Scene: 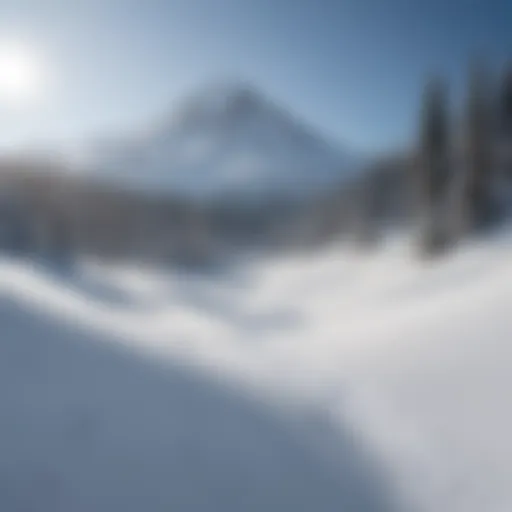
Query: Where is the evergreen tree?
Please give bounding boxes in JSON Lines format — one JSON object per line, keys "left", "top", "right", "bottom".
{"left": 498, "top": 62, "right": 512, "bottom": 139}
{"left": 349, "top": 168, "right": 379, "bottom": 249}
{"left": 462, "top": 60, "right": 494, "bottom": 232}
{"left": 416, "top": 77, "right": 451, "bottom": 255}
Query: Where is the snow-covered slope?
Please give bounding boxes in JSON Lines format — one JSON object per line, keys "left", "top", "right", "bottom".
{"left": 84, "top": 83, "right": 359, "bottom": 199}
{"left": 1, "top": 231, "right": 512, "bottom": 511}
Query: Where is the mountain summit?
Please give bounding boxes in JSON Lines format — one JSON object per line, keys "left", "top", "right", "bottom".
{"left": 86, "top": 82, "right": 360, "bottom": 199}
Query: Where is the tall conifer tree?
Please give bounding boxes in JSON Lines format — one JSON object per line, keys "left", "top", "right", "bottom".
{"left": 416, "top": 77, "right": 451, "bottom": 255}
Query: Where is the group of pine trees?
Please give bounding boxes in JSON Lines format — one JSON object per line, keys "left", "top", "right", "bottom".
{"left": 416, "top": 61, "right": 512, "bottom": 256}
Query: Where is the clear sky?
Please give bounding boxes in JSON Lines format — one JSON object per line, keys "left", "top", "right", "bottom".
{"left": 1, "top": 0, "right": 512, "bottom": 153}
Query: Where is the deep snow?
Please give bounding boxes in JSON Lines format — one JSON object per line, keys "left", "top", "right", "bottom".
{"left": 1, "top": 232, "right": 511, "bottom": 511}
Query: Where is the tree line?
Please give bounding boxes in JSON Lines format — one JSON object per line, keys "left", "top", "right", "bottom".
{"left": 416, "top": 60, "right": 512, "bottom": 256}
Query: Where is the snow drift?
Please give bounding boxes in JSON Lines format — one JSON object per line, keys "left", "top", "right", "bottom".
{"left": 0, "top": 230, "right": 511, "bottom": 511}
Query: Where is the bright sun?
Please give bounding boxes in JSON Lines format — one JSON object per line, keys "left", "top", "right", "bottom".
{"left": 0, "top": 42, "right": 44, "bottom": 104}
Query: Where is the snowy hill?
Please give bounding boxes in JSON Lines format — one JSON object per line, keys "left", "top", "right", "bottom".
{"left": 84, "top": 83, "right": 360, "bottom": 199}
{"left": 1, "top": 231, "right": 512, "bottom": 510}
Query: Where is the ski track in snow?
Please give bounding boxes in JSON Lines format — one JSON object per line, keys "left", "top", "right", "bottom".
{"left": 1, "top": 234, "right": 511, "bottom": 511}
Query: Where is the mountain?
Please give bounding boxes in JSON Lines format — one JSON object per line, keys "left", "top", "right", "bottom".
{"left": 83, "top": 82, "right": 361, "bottom": 200}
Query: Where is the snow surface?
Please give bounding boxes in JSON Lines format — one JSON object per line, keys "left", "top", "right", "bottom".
{"left": 82, "top": 83, "right": 359, "bottom": 199}
{"left": 1, "top": 232, "right": 512, "bottom": 511}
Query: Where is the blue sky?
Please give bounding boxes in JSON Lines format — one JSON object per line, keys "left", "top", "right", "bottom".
{"left": 1, "top": 0, "right": 511, "bottom": 152}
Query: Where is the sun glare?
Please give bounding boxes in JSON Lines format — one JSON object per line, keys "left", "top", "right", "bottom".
{"left": 0, "top": 42, "right": 44, "bottom": 105}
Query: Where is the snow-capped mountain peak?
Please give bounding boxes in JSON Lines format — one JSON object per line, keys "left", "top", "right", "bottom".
{"left": 86, "top": 81, "right": 360, "bottom": 200}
